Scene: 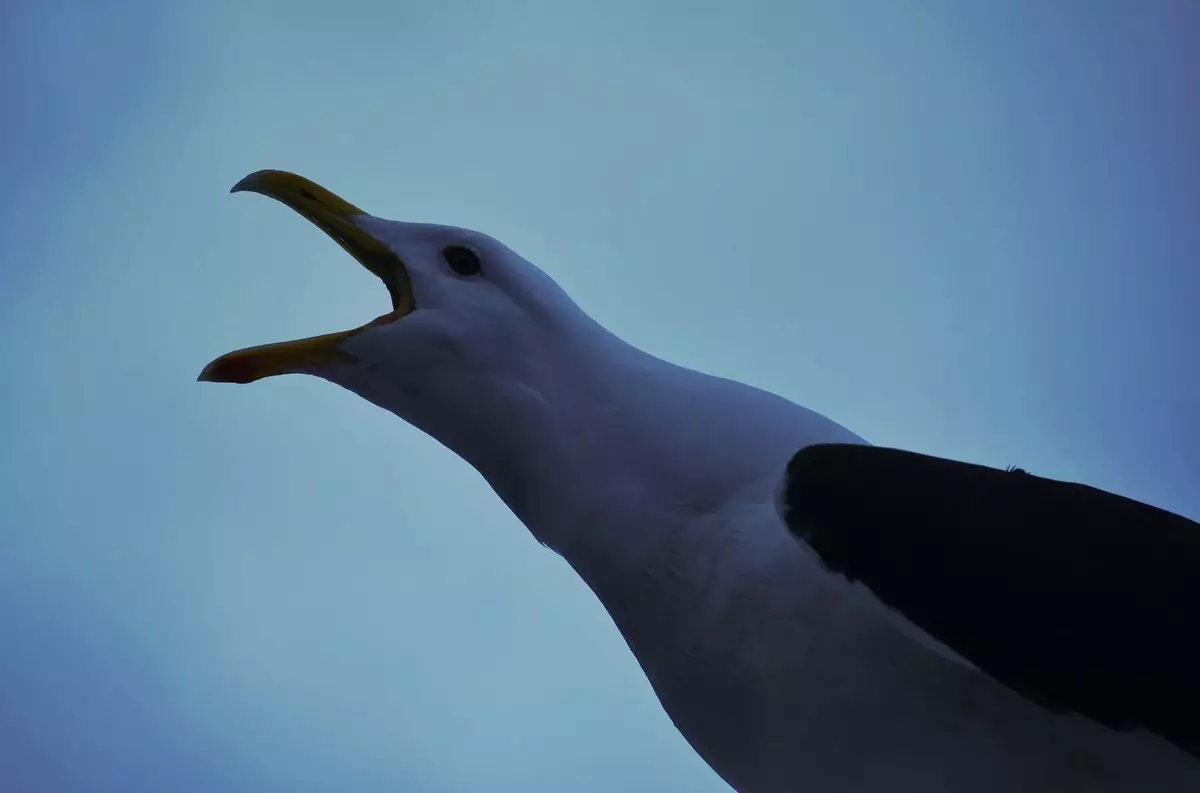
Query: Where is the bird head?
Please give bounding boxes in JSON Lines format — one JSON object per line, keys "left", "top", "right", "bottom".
{"left": 199, "top": 170, "right": 609, "bottom": 496}
{"left": 200, "top": 169, "right": 578, "bottom": 388}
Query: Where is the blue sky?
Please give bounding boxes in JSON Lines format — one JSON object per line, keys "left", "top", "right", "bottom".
{"left": 2, "top": 2, "right": 1198, "bottom": 791}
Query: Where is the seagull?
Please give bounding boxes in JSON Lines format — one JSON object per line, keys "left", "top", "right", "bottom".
{"left": 200, "top": 170, "right": 1200, "bottom": 793}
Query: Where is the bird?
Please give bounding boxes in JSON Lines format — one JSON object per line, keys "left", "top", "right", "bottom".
{"left": 200, "top": 169, "right": 1200, "bottom": 793}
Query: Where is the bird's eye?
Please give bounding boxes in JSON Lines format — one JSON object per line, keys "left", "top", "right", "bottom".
{"left": 442, "top": 245, "right": 482, "bottom": 277}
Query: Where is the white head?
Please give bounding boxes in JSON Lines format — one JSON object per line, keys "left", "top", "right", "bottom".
{"left": 199, "top": 170, "right": 623, "bottom": 518}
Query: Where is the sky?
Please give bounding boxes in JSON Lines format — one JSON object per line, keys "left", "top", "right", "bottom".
{"left": 1, "top": 1, "right": 1198, "bottom": 791}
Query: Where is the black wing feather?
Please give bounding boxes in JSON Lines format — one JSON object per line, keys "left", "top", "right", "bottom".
{"left": 781, "top": 443, "right": 1200, "bottom": 756}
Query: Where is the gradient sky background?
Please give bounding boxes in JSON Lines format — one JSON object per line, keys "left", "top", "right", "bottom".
{"left": 2, "top": 1, "right": 1198, "bottom": 791}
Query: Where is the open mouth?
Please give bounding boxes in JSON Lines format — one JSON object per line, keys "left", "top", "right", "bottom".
{"left": 197, "top": 170, "right": 414, "bottom": 384}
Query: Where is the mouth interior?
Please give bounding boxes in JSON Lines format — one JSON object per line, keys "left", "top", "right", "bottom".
{"left": 330, "top": 232, "right": 412, "bottom": 318}
{"left": 289, "top": 221, "right": 417, "bottom": 340}
{"left": 286, "top": 199, "right": 414, "bottom": 321}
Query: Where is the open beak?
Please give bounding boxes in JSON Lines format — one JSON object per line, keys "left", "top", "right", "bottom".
{"left": 197, "top": 170, "right": 414, "bottom": 384}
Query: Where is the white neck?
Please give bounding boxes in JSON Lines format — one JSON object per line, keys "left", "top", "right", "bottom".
{"left": 327, "top": 308, "right": 864, "bottom": 577}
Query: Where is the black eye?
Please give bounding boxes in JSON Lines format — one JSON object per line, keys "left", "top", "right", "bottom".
{"left": 442, "top": 245, "right": 482, "bottom": 277}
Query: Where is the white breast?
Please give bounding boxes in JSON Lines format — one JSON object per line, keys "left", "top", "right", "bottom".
{"left": 575, "top": 480, "right": 1200, "bottom": 793}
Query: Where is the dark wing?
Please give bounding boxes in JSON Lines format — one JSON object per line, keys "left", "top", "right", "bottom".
{"left": 780, "top": 443, "right": 1200, "bottom": 756}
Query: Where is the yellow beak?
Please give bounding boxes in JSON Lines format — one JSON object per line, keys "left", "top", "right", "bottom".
{"left": 197, "top": 170, "right": 413, "bottom": 384}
